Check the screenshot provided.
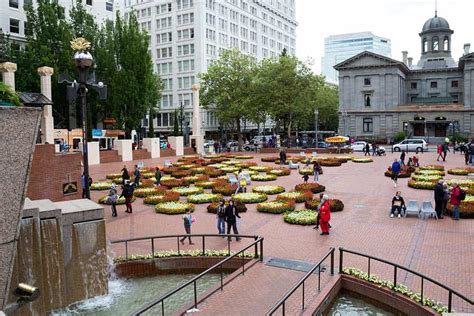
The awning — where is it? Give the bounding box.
[18,92,53,107]
[105,130,125,137]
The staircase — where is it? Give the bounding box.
[132,149,151,160]
[160,148,176,157]
[100,150,122,163]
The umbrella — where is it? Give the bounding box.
[325,136,349,143]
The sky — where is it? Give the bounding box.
[296,0,474,74]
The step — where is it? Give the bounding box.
[160,148,176,157]
[100,150,122,163]
[132,149,151,160]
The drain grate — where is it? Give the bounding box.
[265,257,327,273]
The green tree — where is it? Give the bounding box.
[148,108,155,137]
[199,49,256,148]
[0,82,21,106]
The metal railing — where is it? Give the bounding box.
[266,248,335,315]
[339,247,474,313]
[110,234,264,315]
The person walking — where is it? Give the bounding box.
[465,145,470,165]
[437,144,443,161]
[180,210,195,245]
[133,165,141,186]
[442,182,450,217]
[391,159,401,188]
[120,180,135,214]
[442,143,449,161]
[121,165,130,181]
[313,193,324,230]
[279,149,287,166]
[216,200,226,235]
[313,161,320,183]
[413,154,419,167]
[155,167,162,187]
[400,151,406,166]
[450,184,462,220]
[302,173,309,184]
[225,199,241,241]
[364,143,370,156]
[371,143,377,156]
[107,183,118,217]
[319,194,331,235]
[434,180,445,219]
[390,191,405,218]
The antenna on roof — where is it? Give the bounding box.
[435,0,438,17]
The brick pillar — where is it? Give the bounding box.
[38,66,55,144]
[0,62,17,91]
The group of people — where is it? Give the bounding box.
[302,161,321,184]
[364,143,385,156]
[105,165,142,217]
[434,180,463,220]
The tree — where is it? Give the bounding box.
[148,108,155,137]
[0,82,21,106]
[199,49,256,148]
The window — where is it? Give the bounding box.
[24,21,32,36]
[9,0,18,8]
[364,94,371,107]
[432,37,439,51]
[106,1,113,11]
[162,78,173,90]
[162,113,169,126]
[177,0,193,10]
[451,80,458,88]
[423,38,428,53]
[178,59,195,72]
[364,78,371,86]
[86,0,92,5]
[161,95,172,107]
[430,81,438,88]
[177,44,195,56]
[411,82,417,89]
[363,118,373,133]
[443,37,449,51]
[9,19,19,33]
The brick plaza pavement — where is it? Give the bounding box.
[89,149,474,314]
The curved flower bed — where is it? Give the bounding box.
[220,166,241,173]
[414,169,445,176]
[195,181,217,189]
[233,155,254,159]
[143,192,180,204]
[249,166,272,172]
[236,161,258,168]
[106,173,122,179]
[305,199,345,212]
[204,167,225,178]
[212,183,238,196]
[183,175,209,184]
[161,178,189,188]
[112,177,123,184]
[222,160,239,166]
[419,165,444,171]
[269,168,291,176]
[333,156,353,163]
[252,185,285,195]
[187,193,223,204]
[232,192,268,203]
[261,156,278,162]
[447,168,474,176]
[283,210,317,225]
[250,174,278,182]
[384,165,414,178]
[162,167,179,175]
[207,201,247,213]
[171,169,192,178]
[171,186,204,196]
[98,195,135,205]
[91,182,113,191]
[190,167,206,175]
[134,187,166,198]
[408,180,436,190]
[257,200,295,214]
[155,201,195,214]
[178,164,196,170]
[294,183,326,194]
[411,174,443,181]
[142,172,155,179]
[351,157,373,163]
[277,191,313,203]
[298,168,313,176]
[319,159,342,167]
[447,179,474,188]
[210,157,230,163]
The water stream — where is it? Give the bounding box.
[328,293,395,315]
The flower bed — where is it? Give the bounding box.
[269,168,291,176]
[178,164,196,170]
[160,178,189,188]
[171,169,192,178]
[249,166,272,172]
[411,174,443,181]
[419,165,445,171]
[162,167,179,175]
[210,157,230,163]
[221,160,238,166]
[252,185,285,195]
[190,167,206,175]
[351,157,373,163]
[236,161,257,168]
[187,193,223,204]
[106,173,122,179]
[183,174,209,184]
[134,187,167,198]
[220,166,241,173]
[261,156,278,162]
[212,183,238,196]
[171,186,204,196]
[408,180,436,190]
[333,156,353,163]
[342,267,448,314]
[298,168,313,176]
[233,155,254,159]
[294,183,326,194]
[204,167,225,178]
[319,159,342,167]
[195,181,217,189]
[277,191,313,203]
[112,177,123,184]
[91,182,113,191]
[447,179,474,188]
[447,195,474,218]
[155,201,195,214]
[142,172,155,179]
[283,210,317,225]
[143,192,180,204]
[232,192,268,203]
[98,195,135,205]
[250,174,278,181]
[207,201,247,213]
[414,169,445,176]
[384,170,412,178]
[447,167,474,176]
[305,199,345,212]
[257,200,295,214]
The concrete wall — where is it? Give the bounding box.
[115,140,133,161]
[142,138,160,158]
[168,136,184,156]
[87,142,100,165]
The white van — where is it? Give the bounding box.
[392,139,428,152]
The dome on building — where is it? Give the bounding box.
[422,15,451,33]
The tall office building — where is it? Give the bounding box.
[0,0,116,43]
[123,0,297,136]
[321,32,391,85]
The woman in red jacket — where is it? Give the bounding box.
[319,194,331,235]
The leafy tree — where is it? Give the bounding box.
[0,30,8,63]
[0,82,21,106]
[199,49,256,148]
[148,108,155,137]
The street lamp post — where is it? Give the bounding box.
[314,109,319,148]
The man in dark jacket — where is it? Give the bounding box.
[121,165,130,181]
[133,165,141,185]
[225,200,241,241]
[433,180,445,219]
[279,149,287,166]
[364,143,370,156]
[120,180,135,213]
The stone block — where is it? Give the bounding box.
[143,137,160,158]
[87,141,100,165]
[115,139,133,161]
[168,136,184,156]
[190,135,204,154]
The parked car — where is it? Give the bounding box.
[315,141,331,148]
[392,139,428,152]
[350,141,368,152]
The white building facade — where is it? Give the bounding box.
[321,32,391,85]
[0,0,116,43]
[123,0,297,136]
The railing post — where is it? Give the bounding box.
[202,235,205,256]
[220,264,224,291]
[161,300,164,316]
[254,236,258,258]
[394,266,397,288]
[339,248,343,273]
[260,238,264,262]
[125,241,128,260]
[282,302,286,316]
[330,248,334,275]
[318,265,321,291]
[194,280,198,309]
[368,258,371,278]
[302,281,305,310]
[177,237,181,255]
[242,252,245,275]
[151,238,155,256]
[420,277,424,303]
[227,238,231,256]
[448,291,452,312]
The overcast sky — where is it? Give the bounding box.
[296,0,473,74]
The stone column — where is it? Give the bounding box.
[0,62,17,91]
[191,84,204,154]
[38,66,55,144]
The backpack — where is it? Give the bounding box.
[459,189,466,201]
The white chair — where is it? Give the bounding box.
[164,160,173,168]
[420,201,438,220]
[404,200,421,218]
[288,160,299,169]
[312,152,318,157]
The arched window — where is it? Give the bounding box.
[432,37,439,51]
[443,37,449,51]
[423,38,428,53]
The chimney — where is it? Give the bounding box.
[464,43,471,55]
[402,51,408,65]
[407,57,413,68]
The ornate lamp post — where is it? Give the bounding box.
[314,109,319,148]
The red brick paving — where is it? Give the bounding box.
[89,150,474,314]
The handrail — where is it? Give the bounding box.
[339,247,474,313]
[131,236,264,315]
[266,248,335,315]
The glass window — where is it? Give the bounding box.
[431,81,438,88]
[364,78,371,86]
[432,37,439,51]
[364,93,371,107]
[9,0,18,8]
[411,82,417,89]
[451,80,458,88]
[9,19,20,33]
[106,1,113,11]
[363,118,373,133]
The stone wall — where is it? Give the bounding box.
[26,144,82,202]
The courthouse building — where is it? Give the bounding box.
[335,13,474,143]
